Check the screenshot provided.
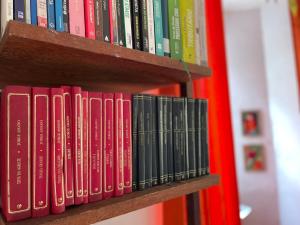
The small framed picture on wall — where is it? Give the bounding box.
[244,145,265,171]
[242,111,260,136]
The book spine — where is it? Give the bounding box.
[14,0,26,22]
[187,98,196,178]
[180,0,195,64]
[137,95,145,190]
[194,0,200,65]
[140,0,149,52]
[161,0,170,56]
[94,0,103,40]
[123,94,132,194]
[168,0,182,60]
[82,91,89,204]
[199,0,208,65]
[131,0,141,50]
[183,98,188,179]
[151,96,158,186]
[110,0,118,44]
[162,97,168,183]
[55,0,64,31]
[62,0,69,32]
[153,0,164,56]
[37,0,47,27]
[123,0,133,48]
[85,0,96,39]
[144,95,152,188]
[114,93,124,196]
[103,93,114,199]
[25,0,31,24]
[69,0,85,36]
[147,0,155,54]
[102,0,111,42]
[47,0,55,30]
[32,88,50,218]
[195,99,201,176]
[88,92,103,202]
[157,97,165,184]
[50,88,65,214]
[1,86,31,222]
[201,99,209,175]
[132,95,138,191]
[62,87,74,206]
[166,97,174,182]
[1,0,13,36]
[117,0,125,46]
[72,87,83,205]
[31,0,37,25]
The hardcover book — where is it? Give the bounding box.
[88,92,103,202]
[31,0,37,25]
[161,0,170,56]
[25,0,31,24]
[199,0,208,65]
[153,0,164,56]
[94,0,103,40]
[37,0,47,27]
[1,86,31,221]
[82,91,89,204]
[14,0,26,22]
[194,0,200,65]
[32,87,50,217]
[162,97,168,183]
[62,0,69,31]
[103,0,111,42]
[117,0,125,46]
[166,97,174,182]
[140,0,149,52]
[84,0,96,39]
[201,100,209,175]
[55,0,64,32]
[195,99,202,176]
[147,0,155,54]
[187,98,196,178]
[69,0,85,36]
[103,93,114,199]
[110,0,119,44]
[50,88,65,214]
[1,0,13,36]
[123,0,133,48]
[47,0,55,30]
[132,95,139,191]
[151,96,158,186]
[131,0,141,50]
[184,98,189,179]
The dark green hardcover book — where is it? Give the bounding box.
[140,0,149,52]
[161,0,170,56]
[103,0,111,42]
[168,0,182,60]
[195,99,202,176]
[162,97,168,183]
[131,0,142,50]
[132,95,139,190]
[187,98,196,178]
[166,97,174,182]
[157,96,166,184]
[117,0,125,46]
[152,96,158,186]
[183,98,188,179]
[137,95,146,190]
[144,95,153,188]
[201,99,209,175]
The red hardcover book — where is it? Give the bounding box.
[123,94,132,194]
[69,0,85,37]
[61,86,74,206]
[84,0,96,39]
[109,0,114,44]
[32,87,50,217]
[1,86,31,222]
[103,93,114,199]
[50,88,65,214]
[114,93,124,196]
[88,92,103,202]
[72,87,84,205]
[82,91,89,204]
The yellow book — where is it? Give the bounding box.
[180,0,196,64]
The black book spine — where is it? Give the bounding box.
[132,95,139,190]
[166,97,174,182]
[144,95,153,188]
[187,98,196,178]
[157,96,165,184]
[180,98,186,180]
[201,99,209,175]
[161,0,170,56]
[152,96,158,186]
[140,0,149,52]
[103,0,111,42]
[162,97,168,183]
[95,0,104,40]
[195,99,202,176]
[131,0,142,50]
[63,0,69,32]
[184,98,189,179]
[117,0,125,46]
[137,95,145,190]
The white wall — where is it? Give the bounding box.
[224,9,280,225]
[261,1,300,225]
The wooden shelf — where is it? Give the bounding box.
[0,175,219,225]
[0,21,211,93]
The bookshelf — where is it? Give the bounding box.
[0,21,218,225]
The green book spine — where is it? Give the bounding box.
[168,0,182,60]
[153,0,164,56]
[122,0,133,48]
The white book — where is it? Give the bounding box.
[25,0,31,24]
[1,0,13,37]
[199,0,208,65]
[37,0,47,27]
[194,0,201,65]
[123,0,133,49]
[147,0,156,54]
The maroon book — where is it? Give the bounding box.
[82,91,89,204]
[32,87,50,217]
[114,93,124,196]
[72,87,84,205]
[88,92,103,202]
[61,86,75,206]
[123,94,132,194]
[103,93,114,199]
[1,86,31,221]
[50,88,65,214]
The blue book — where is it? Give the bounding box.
[55,0,64,31]
[14,0,26,22]
[47,0,56,30]
[31,0,38,25]
[161,0,170,56]
[153,0,164,56]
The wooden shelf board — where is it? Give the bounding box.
[0,175,219,225]
[0,21,211,93]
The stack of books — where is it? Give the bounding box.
[0,85,209,222]
[0,0,208,65]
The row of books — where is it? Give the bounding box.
[0,0,208,65]
[132,95,209,191]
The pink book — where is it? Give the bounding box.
[82,91,89,204]
[84,0,96,39]
[69,0,85,37]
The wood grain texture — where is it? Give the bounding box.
[0,21,211,93]
[0,175,219,225]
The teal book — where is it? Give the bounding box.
[153,0,164,56]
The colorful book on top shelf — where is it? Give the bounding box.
[82,91,89,204]
[25,0,31,24]
[161,0,170,56]
[147,0,155,54]
[117,0,125,46]
[14,0,26,22]
[1,0,13,36]
[1,86,31,222]
[122,0,133,48]
[62,0,69,31]
[37,0,47,27]
[69,0,85,36]
[47,0,55,30]
[131,0,142,50]
[84,0,96,39]
[140,0,149,52]
[153,0,164,56]
[94,0,103,40]
[30,0,37,25]
[110,0,118,45]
